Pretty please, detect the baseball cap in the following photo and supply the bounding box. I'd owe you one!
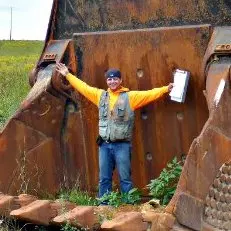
[105,68,121,78]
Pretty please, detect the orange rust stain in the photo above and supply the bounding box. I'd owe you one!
[122,0,203,23]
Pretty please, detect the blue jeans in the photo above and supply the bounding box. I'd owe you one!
[98,141,133,198]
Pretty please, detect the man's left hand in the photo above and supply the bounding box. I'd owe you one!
[168,83,174,92]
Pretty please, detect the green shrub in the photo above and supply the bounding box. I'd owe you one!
[147,157,182,205]
[97,188,141,207]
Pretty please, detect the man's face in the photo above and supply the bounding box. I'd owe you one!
[106,77,122,91]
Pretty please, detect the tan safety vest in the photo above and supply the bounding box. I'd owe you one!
[98,91,135,141]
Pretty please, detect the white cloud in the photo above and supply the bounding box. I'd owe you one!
[0,0,53,40]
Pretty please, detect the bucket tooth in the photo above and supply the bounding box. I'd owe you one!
[52,206,97,228]
[101,212,148,231]
[10,200,51,225]
[11,194,37,210]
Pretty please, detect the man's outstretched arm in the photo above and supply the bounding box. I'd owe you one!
[128,83,173,110]
[56,63,103,106]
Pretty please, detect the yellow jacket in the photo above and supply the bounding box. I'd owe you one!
[66,73,169,111]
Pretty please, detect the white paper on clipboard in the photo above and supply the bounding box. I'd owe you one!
[169,69,190,103]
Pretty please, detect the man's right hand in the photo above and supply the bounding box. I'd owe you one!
[56,63,69,77]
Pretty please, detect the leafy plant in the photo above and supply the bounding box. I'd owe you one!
[121,188,141,205]
[147,157,182,205]
[98,191,121,207]
[97,188,141,207]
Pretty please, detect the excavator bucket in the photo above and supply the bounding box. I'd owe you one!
[1,0,231,230]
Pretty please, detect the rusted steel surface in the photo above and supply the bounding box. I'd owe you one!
[167,27,231,231]
[47,0,231,40]
[73,25,210,191]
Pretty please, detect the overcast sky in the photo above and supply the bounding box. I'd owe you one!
[0,0,53,40]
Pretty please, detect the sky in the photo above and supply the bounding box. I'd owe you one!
[0,0,53,40]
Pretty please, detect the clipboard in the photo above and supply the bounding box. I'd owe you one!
[169,69,190,103]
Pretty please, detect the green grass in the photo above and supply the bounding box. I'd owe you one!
[0,40,43,56]
[58,188,98,206]
[0,40,43,129]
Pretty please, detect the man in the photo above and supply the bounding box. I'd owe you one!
[56,63,173,198]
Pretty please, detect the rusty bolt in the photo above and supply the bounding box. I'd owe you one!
[215,191,220,201]
[222,166,229,174]
[208,216,217,226]
[146,152,152,161]
[51,119,56,124]
[41,97,46,102]
[205,207,212,216]
[141,111,148,120]
[217,211,223,220]
[176,112,184,121]
[211,209,217,218]
[225,194,231,203]
[218,182,223,192]
[137,69,144,78]
[210,198,217,208]
[223,185,229,194]
[56,105,62,110]
[222,203,228,212]
[216,201,222,211]
[217,219,224,229]
[216,171,222,178]
[228,166,231,175]
[225,176,231,184]
[213,179,220,188]
[223,212,229,221]
[209,188,215,198]
[228,186,231,194]
[206,196,211,207]
[220,174,226,183]
[220,193,226,202]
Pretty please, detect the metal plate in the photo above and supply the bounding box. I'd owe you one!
[73,25,210,191]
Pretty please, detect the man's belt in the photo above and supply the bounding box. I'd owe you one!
[104,139,129,143]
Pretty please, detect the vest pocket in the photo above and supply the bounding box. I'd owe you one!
[113,121,129,140]
[117,108,125,117]
[99,120,108,138]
